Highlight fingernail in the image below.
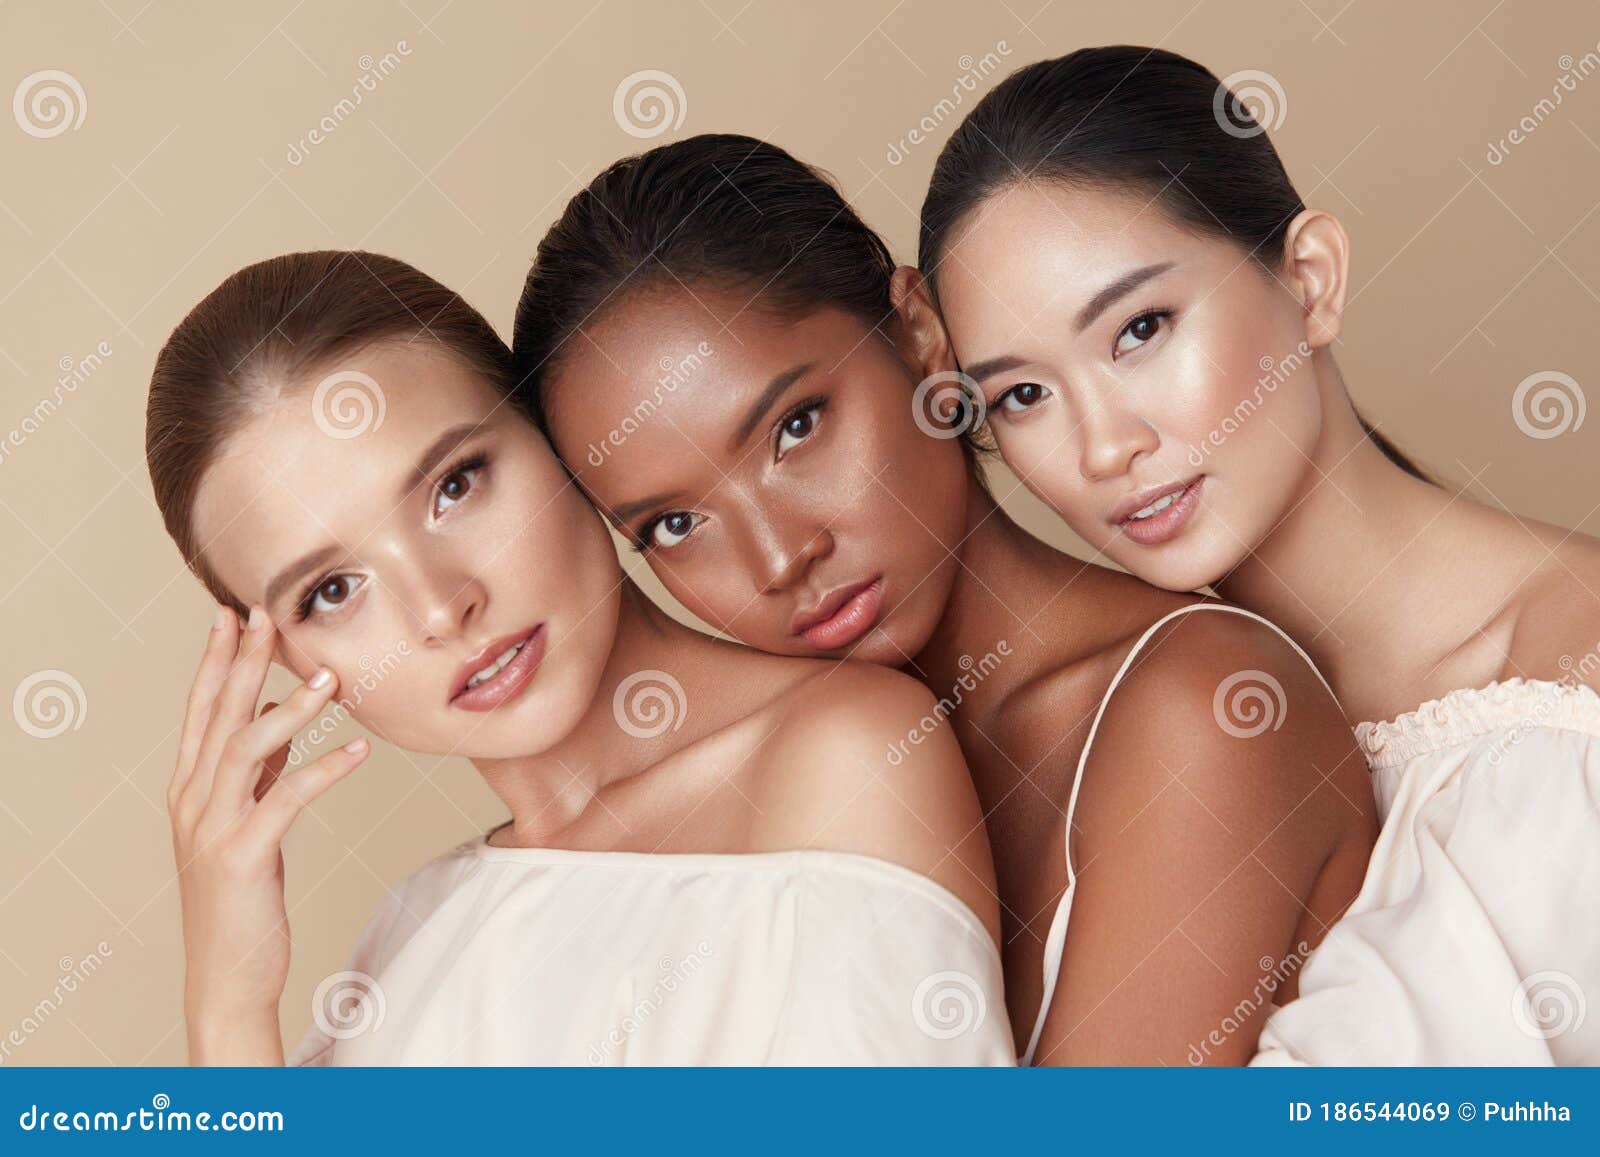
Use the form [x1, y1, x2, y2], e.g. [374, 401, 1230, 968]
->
[343, 738, 369, 755]
[214, 605, 232, 630]
[308, 668, 333, 691]
[247, 605, 267, 632]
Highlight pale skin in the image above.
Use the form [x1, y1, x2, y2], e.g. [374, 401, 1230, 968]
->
[932, 179, 1600, 728]
[168, 338, 998, 1064]
[537, 275, 1379, 1064]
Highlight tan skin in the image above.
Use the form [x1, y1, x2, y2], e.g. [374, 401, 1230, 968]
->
[170, 338, 997, 1064]
[932, 180, 1600, 730]
[540, 280, 1379, 1064]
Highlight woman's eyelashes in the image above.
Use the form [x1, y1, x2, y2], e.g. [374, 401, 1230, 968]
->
[296, 572, 365, 622]
[774, 397, 826, 459]
[432, 452, 488, 519]
[1112, 308, 1174, 359]
[636, 510, 702, 552]
[995, 381, 1052, 416]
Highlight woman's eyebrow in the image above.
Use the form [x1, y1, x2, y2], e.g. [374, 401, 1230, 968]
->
[406, 421, 491, 498]
[728, 361, 815, 450]
[264, 543, 344, 611]
[1073, 260, 1175, 333]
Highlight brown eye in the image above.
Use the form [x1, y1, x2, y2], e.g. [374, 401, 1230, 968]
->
[318, 577, 350, 605]
[998, 382, 1051, 414]
[433, 458, 484, 516]
[1114, 310, 1171, 357]
[776, 401, 824, 456]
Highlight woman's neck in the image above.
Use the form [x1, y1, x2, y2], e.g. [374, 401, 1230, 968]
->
[469, 580, 708, 844]
[1213, 348, 1498, 710]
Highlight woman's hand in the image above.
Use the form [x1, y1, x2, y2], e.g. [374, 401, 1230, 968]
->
[168, 604, 370, 1064]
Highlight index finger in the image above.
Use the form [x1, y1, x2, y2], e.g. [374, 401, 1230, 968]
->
[170, 605, 241, 804]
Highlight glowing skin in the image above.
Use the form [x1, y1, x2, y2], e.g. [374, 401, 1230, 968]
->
[192, 340, 621, 760]
[541, 287, 970, 666]
[933, 181, 1328, 593]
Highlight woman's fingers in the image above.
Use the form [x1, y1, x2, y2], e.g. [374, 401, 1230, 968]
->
[186, 607, 279, 810]
[253, 702, 287, 802]
[248, 738, 370, 850]
[207, 670, 340, 819]
[170, 606, 241, 810]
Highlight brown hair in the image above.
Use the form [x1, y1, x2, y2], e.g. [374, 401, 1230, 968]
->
[145, 250, 514, 612]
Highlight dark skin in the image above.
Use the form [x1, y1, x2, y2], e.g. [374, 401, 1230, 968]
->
[542, 275, 1378, 1064]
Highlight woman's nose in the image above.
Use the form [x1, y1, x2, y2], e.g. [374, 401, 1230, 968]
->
[1078, 398, 1160, 482]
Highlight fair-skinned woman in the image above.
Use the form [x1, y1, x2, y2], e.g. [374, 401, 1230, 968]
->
[148, 251, 1011, 1066]
[515, 134, 1379, 1065]
[917, 45, 1600, 1064]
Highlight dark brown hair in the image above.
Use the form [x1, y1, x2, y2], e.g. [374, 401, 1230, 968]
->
[918, 45, 1431, 483]
[145, 250, 513, 612]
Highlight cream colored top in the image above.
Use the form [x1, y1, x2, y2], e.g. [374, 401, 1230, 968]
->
[1254, 677, 1600, 1065]
[286, 833, 1015, 1066]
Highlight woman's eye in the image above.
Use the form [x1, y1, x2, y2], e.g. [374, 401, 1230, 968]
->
[775, 404, 822, 457]
[998, 382, 1051, 414]
[433, 462, 482, 517]
[1114, 310, 1170, 358]
[648, 511, 700, 549]
[301, 574, 363, 620]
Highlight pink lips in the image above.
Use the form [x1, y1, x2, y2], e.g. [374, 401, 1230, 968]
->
[791, 577, 886, 651]
[449, 625, 546, 712]
[1113, 477, 1204, 546]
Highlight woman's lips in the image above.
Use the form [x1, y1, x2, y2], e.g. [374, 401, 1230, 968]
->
[793, 578, 885, 651]
[450, 625, 546, 712]
[1115, 477, 1204, 546]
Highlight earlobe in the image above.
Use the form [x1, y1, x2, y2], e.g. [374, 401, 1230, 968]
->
[1283, 209, 1349, 349]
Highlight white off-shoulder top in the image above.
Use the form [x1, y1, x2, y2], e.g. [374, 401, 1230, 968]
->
[286, 832, 1015, 1066]
[1254, 676, 1600, 1065]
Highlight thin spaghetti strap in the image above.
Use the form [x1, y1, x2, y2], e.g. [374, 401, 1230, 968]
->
[1018, 601, 1336, 1064]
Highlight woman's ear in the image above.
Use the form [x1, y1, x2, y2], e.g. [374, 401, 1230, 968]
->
[889, 265, 955, 376]
[1281, 209, 1349, 350]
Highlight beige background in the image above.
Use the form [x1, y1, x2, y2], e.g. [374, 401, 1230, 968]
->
[2, 0, 1596, 1064]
